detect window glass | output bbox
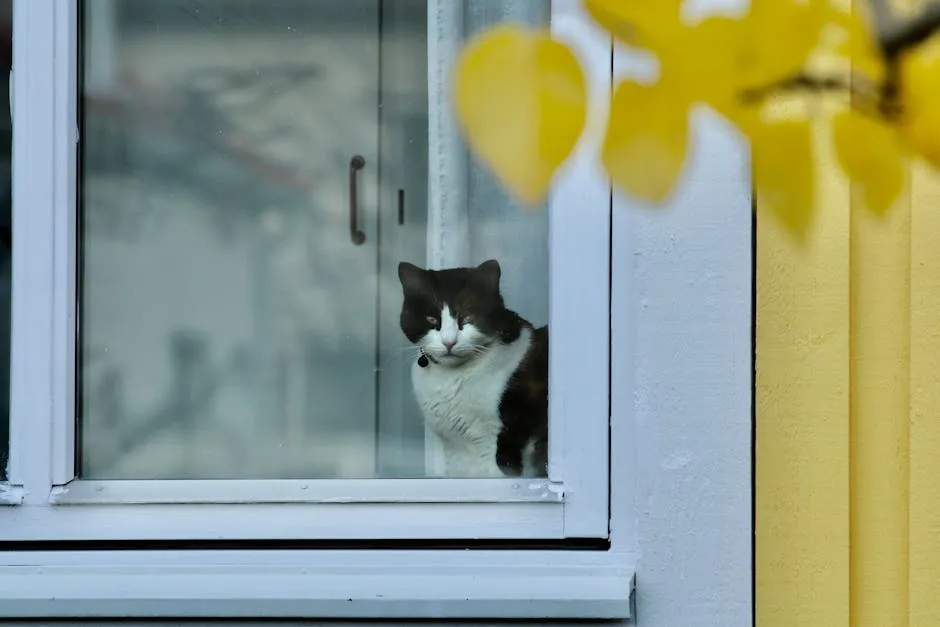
[0,0,11,482]
[78,0,549,480]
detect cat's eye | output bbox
[426,315,439,326]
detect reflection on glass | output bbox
[79,0,549,480]
[0,0,11,482]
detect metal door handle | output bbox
[398,188,405,225]
[348,155,366,245]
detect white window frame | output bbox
[0,0,753,623]
[1,0,609,542]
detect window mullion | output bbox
[8,0,70,502]
[50,0,78,486]
[548,0,611,539]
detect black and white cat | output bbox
[397,259,548,478]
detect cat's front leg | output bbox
[496,426,525,476]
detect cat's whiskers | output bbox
[468,344,489,356]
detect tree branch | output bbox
[880,1,940,59]
[740,73,851,104]
[733,0,940,115]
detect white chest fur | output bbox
[411,327,532,478]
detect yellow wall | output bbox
[756,34,940,627]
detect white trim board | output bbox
[611,37,754,627]
[0,551,635,619]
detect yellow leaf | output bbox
[897,43,940,170]
[827,1,886,84]
[602,79,690,205]
[664,16,742,107]
[583,0,682,51]
[453,25,587,205]
[752,119,815,238]
[832,110,905,215]
[735,0,826,89]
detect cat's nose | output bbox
[443,340,456,353]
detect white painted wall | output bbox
[617,113,752,625]
[610,76,753,627]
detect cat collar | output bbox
[418,349,435,368]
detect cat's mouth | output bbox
[424,348,471,364]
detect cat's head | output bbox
[398,259,506,365]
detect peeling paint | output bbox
[48,485,69,500]
[526,480,564,500]
[0,483,26,505]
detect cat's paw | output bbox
[496,446,523,477]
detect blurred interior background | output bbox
[69,0,550,480]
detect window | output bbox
[3,0,609,540]
[78,0,554,482]
[1,0,752,623]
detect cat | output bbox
[397,258,548,478]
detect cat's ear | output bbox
[398,261,429,293]
[474,259,501,292]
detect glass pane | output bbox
[78,0,549,480]
[0,1,11,482]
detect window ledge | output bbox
[0,559,635,619]
[49,478,565,505]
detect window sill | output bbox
[49,478,565,504]
[0,550,635,619]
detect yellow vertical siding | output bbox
[848,171,911,627]
[756,116,851,626]
[757,3,940,624]
[909,161,940,626]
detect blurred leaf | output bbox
[898,42,940,170]
[752,119,815,238]
[602,79,690,205]
[453,25,587,206]
[663,16,742,109]
[832,110,905,215]
[828,2,886,84]
[583,0,682,51]
[735,0,827,89]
